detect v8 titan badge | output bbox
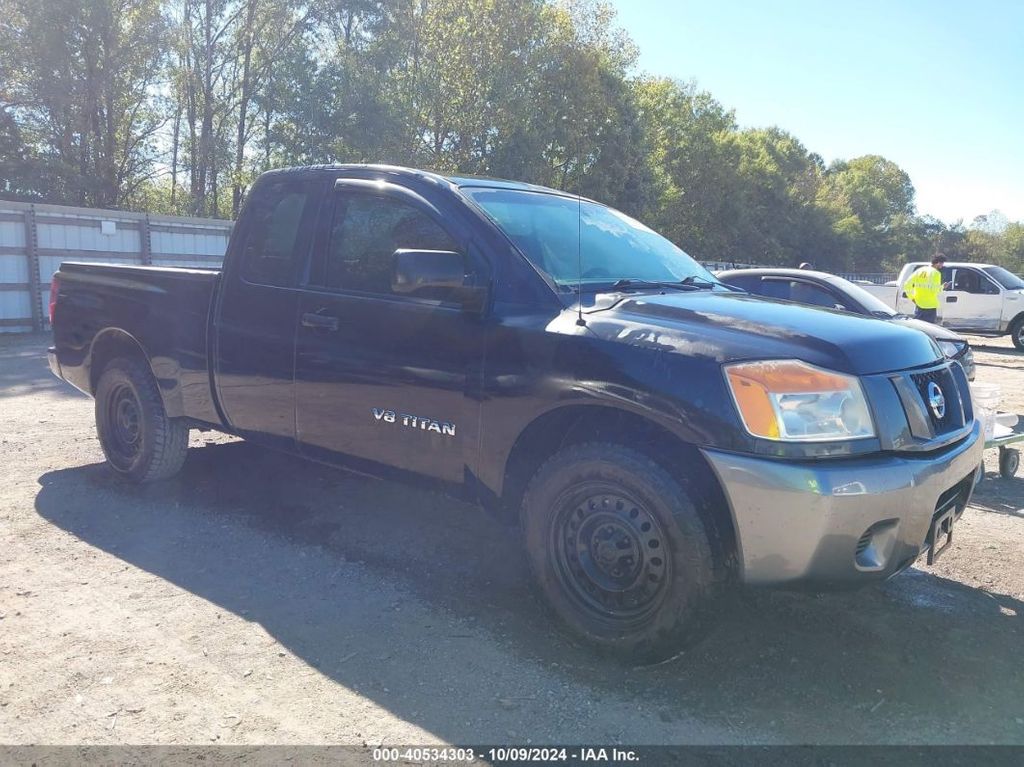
[373,408,456,437]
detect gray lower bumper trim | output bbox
[701,421,984,586]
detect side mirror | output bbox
[391,249,486,312]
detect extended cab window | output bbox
[324,194,459,296]
[240,180,312,287]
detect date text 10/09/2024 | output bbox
[372,747,641,763]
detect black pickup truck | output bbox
[49,164,984,661]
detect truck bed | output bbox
[861,282,899,308]
[52,262,223,425]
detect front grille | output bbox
[910,366,963,435]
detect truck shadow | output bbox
[0,343,78,400]
[34,441,1024,743]
[967,482,1024,518]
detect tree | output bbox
[520,0,655,216]
[3,0,168,207]
[818,155,917,271]
[634,77,737,258]
[722,127,838,267]
[0,111,40,200]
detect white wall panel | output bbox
[0,254,30,283]
[0,203,231,331]
[0,220,25,247]
[38,221,140,252]
[0,291,32,318]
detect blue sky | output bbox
[607,0,1024,224]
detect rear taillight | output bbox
[48,275,59,326]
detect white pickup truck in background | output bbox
[862,262,1024,349]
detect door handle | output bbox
[302,312,340,331]
[946,296,957,303]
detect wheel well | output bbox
[501,406,738,577]
[88,330,150,394]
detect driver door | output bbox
[293,181,485,482]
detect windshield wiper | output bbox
[679,275,720,289]
[608,278,713,292]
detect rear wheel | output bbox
[521,443,720,662]
[1011,316,1024,351]
[94,357,189,482]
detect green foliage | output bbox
[0,0,1019,274]
[2,0,167,208]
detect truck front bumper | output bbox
[701,420,984,586]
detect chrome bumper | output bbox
[702,420,984,586]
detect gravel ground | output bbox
[1,332,1022,746]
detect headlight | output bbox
[724,360,875,441]
[936,339,965,359]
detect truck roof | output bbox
[904,261,1000,270]
[257,163,575,198]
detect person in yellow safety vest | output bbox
[903,253,947,323]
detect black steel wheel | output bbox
[102,381,145,471]
[522,442,720,662]
[95,356,189,482]
[551,486,671,625]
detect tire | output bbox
[999,448,1020,479]
[94,356,189,482]
[1011,316,1024,351]
[521,442,720,663]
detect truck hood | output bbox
[584,290,943,376]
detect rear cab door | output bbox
[213,174,325,449]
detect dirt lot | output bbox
[1,332,1022,746]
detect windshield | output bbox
[983,266,1024,290]
[828,275,897,317]
[463,187,719,290]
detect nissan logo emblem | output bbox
[927,381,946,420]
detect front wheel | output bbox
[1011,317,1024,351]
[521,443,720,663]
[94,357,189,482]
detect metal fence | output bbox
[0,200,233,333]
[700,261,763,272]
[836,272,898,285]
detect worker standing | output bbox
[903,253,946,323]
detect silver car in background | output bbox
[718,268,976,380]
